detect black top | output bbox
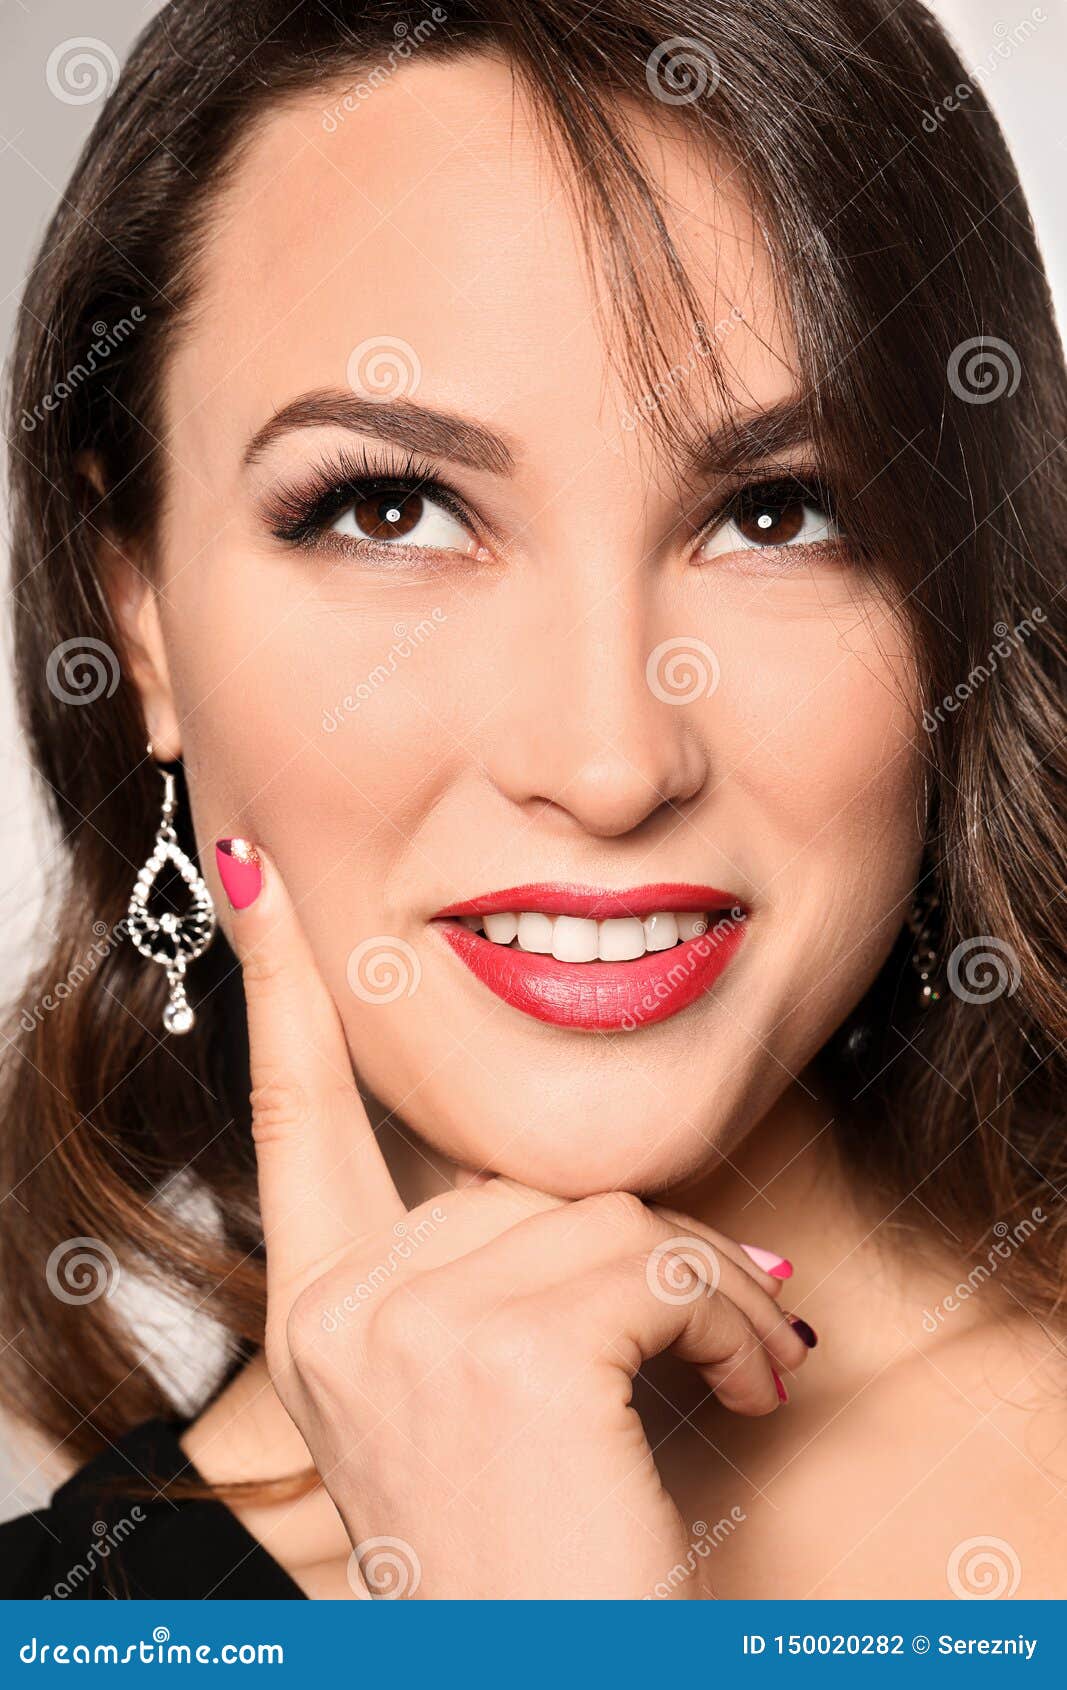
[0,1419,305,1599]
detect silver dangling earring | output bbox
[906,881,942,1008]
[127,749,217,1034]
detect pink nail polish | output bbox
[772,1369,789,1404]
[215,839,262,909]
[741,1244,793,1279]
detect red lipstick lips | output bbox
[432,883,747,1032]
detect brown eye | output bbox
[734,493,806,546]
[700,477,838,563]
[329,482,474,554]
[353,487,424,540]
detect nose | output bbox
[485,587,711,839]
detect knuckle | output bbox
[240,942,287,992]
[579,1189,655,1238]
[368,1280,446,1363]
[249,1076,316,1145]
[285,1281,336,1365]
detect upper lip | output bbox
[433,882,746,921]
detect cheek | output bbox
[702,587,924,1050]
[160,561,464,838]
[715,590,922,867]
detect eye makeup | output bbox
[259,440,844,571]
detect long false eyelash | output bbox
[709,469,839,535]
[264,444,472,545]
[265,445,840,555]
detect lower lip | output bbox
[435,915,747,1031]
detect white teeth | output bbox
[642,911,679,952]
[463,909,719,961]
[516,911,554,953]
[482,911,518,943]
[598,917,645,961]
[676,912,709,940]
[551,915,599,962]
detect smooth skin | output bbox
[102,52,1067,1596]
[227,845,809,1598]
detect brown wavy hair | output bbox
[3,0,1065,1464]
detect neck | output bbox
[185,1073,970,1549]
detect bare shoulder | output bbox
[804,1315,1067,1598]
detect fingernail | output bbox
[215,839,262,910]
[741,1244,793,1279]
[772,1369,789,1404]
[788,1315,818,1349]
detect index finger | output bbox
[214,837,405,1301]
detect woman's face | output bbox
[143,52,923,1196]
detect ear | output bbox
[109,557,182,763]
[81,453,182,763]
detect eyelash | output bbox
[264,445,840,561]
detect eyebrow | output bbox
[680,395,816,479]
[243,388,518,475]
[243,386,815,480]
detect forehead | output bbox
[164,50,795,463]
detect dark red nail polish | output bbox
[788,1315,818,1348]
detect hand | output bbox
[222,844,812,1598]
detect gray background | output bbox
[0,0,1064,1519]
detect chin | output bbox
[378,1058,756,1200]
